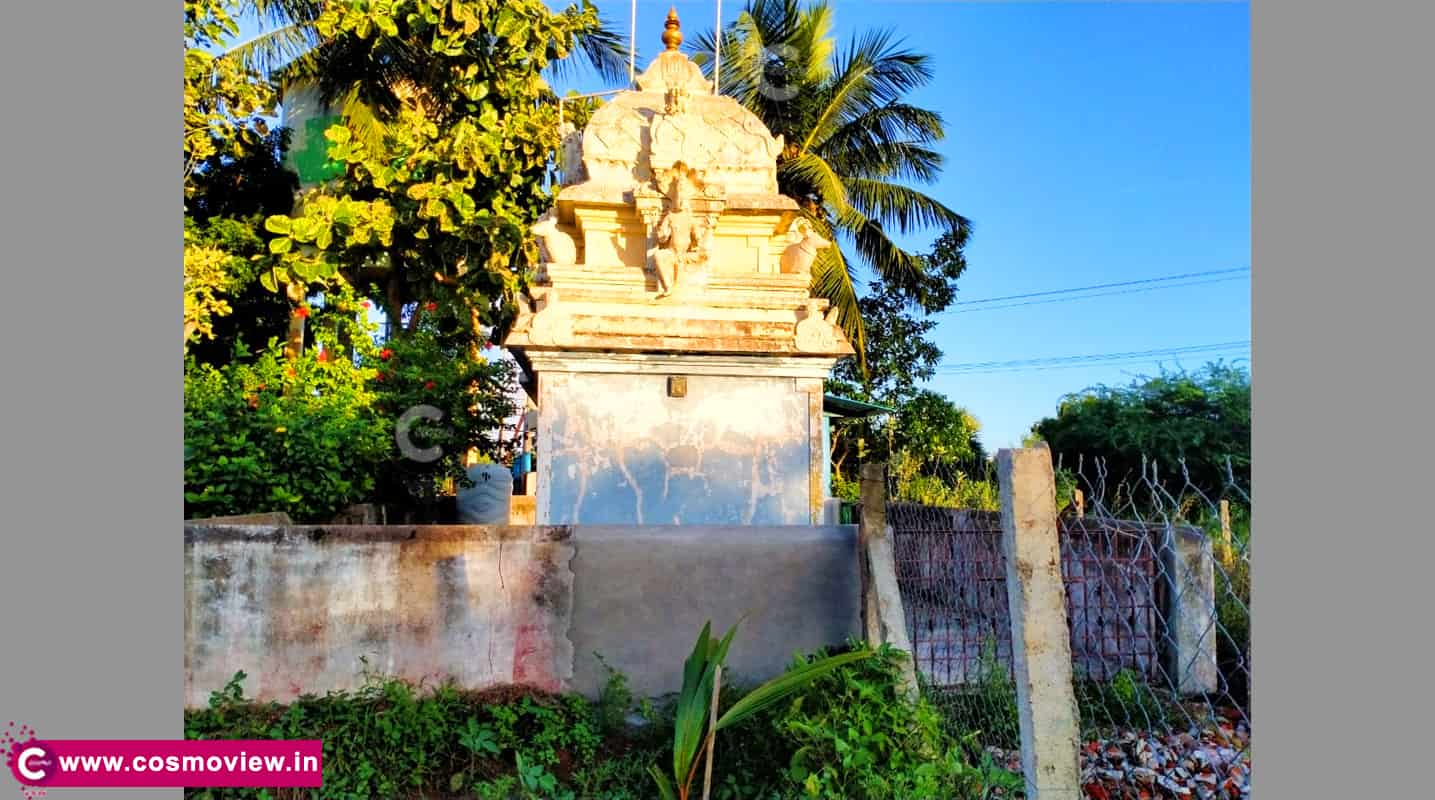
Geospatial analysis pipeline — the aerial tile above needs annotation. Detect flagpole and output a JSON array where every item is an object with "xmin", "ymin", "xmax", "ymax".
[
  {"xmin": 713, "ymin": 0, "xmax": 722, "ymax": 94},
  {"xmin": 629, "ymin": 0, "xmax": 638, "ymax": 84}
]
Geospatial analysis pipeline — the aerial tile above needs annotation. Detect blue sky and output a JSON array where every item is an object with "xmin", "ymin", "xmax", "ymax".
[
  {"xmin": 568, "ymin": 1, "xmax": 1251, "ymax": 450},
  {"xmin": 238, "ymin": 1, "xmax": 1250, "ymax": 451}
]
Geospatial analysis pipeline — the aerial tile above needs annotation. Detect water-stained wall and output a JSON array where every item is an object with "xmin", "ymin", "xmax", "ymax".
[
  {"xmin": 184, "ymin": 522, "xmax": 861, "ymax": 707},
  {"xmin": 538, "ymin": 372, "xmax": 813, "ymax": 525},
  {"xmin": 184, "ymin": 525, "xmax": 575, "ymax": 707}
]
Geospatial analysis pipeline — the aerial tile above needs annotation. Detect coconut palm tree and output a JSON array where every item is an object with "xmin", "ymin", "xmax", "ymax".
[{"xmin": 690, "ymin": 0, "xmax": 970, "ymax": 366}]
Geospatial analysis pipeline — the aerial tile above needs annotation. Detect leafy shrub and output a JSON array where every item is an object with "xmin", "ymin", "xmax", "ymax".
[
  {"xmin": 363, "ymin": 305, "xmax": 519, "ymax": 510},
  {"xmin": 770, "ymin": 643, "xmax": 1023, "ymax": 800},
  {"xmin": 183, "ymin": 342, "xmax": 390, "ymax": 522},
  {"xmin": 184, "ymin": 285, "xmax": 520, "ymax": 522},
  {"xmin": 1215, "ymin": 551, "xmax": 1250, "ymax": 709},
  {"xmin": 184, "ymin": 671, "xmax": 629, "ymax": 799},
  {"xmin": 184, "ymin": 644, "xmax": 1019, "ymax": 800}
]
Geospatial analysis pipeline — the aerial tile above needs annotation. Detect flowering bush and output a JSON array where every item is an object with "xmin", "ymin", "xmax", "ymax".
[
  {"xmin": 184, "ymin": 286, "xmax": 520, "ymax": 521},
  {"xmin": 184, "ymin": 343, "xmax": 390, "ymax": 522},
  {"xmin": 363, "ymin": 299, "xmax": 519, "ymax": 508}
]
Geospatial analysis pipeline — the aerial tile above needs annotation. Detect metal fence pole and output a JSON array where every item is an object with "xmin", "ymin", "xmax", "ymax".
[{"xmin": 998, "ymin": 445, "xmax": 1081, "ymax": 800}]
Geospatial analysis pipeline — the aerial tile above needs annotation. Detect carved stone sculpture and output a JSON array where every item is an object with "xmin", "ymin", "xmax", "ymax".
[
  {"xmin": 525, "ymin": 287, "xmax": 571, "ymax": 346},
  {"xmin": 532, "ymin": 210, "xmax": 576, "ymax": 266},
  {"xmin": 557, "ymin": 121, "xmax": 585, "ymax": 186},
  {"xmin": 794, "ymin": 298, "xmax": 845, "ymax": 353},
  {"xmin": 780, "ymin": 219, "xmax": 833, "ymax": 278},
  {"xmin": 649, "ymin": 170, "xmax": 706, "ymax": 297}
]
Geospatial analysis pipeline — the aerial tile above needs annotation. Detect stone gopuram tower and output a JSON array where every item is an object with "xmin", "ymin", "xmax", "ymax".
[{"xmin": 505, "ymin": 9, "xmax": 854, "ymax": 526}]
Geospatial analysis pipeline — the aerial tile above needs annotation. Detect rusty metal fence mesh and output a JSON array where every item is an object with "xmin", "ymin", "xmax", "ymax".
[{"xmin": 888, "ymin": 455, "xmax": 1251, "ymax": 798}]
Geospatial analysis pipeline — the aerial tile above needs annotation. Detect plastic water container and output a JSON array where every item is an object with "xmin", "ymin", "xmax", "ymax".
[{"xmin": 455, "ymin": 463, "xmax": 513, "ymax": 524}]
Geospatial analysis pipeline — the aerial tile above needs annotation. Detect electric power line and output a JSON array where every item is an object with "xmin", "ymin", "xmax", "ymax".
[
  {"xmin": 936, "ymin": 348, "xmax": 1251, "ymax": 376},
  {"xmin": 944, "ymin": 275, "xmax": 1247, "ymax": 314},
  {"xmin": 939, "ymin": 267, "xmax": 1250, "ymax": 313},
  {"xmin": 936, "ymin": 340, "xmax": 1251, "ymax": 375}
]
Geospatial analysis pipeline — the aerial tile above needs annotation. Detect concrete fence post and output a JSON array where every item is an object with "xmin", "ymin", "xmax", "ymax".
[
  {"xmin": 858, "ymin": 463, "xmax": 887, "ymax": 643},
  {"xmin": 998, "ymin": 445, "xmax": 1081, "ymax": 800},
  {"xmin": 1162, "ymin": 525, "xmax": 1219, "ymax": 696},
  {"xmin": 857, "ymin": 463, "xmax": 919, "ymax": 699}
]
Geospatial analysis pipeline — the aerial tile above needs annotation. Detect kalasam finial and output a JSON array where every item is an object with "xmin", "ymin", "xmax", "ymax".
[{"xmin": 662, "ymin": 7, "xmax": 682, "ymax": 51}]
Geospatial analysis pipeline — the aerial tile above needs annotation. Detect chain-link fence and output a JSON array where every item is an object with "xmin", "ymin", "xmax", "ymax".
[{"xmin": 887, "ymin": 454, "xmax": 1251, "ymax": 798}]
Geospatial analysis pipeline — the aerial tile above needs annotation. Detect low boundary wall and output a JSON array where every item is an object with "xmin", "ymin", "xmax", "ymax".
[{"xmin": 184, "ymin": 523, "xmax": 860, "ymax": 707}]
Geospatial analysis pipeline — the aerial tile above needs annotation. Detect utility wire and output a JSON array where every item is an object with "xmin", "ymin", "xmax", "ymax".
[
  {"xmin": 944, "ymin": 275, "xmax": 1247, "ymax": 314},
  {"xmin": 937, "ymin": 340, "xmax": 1251, "ymax": 374},
  {"xmin": 940, "ymin": 267, "xmax": 1249, "ymax": 312},
  {"xmin": 937, "ymin": 348, "xmax": 1251, "ymax": 376}
]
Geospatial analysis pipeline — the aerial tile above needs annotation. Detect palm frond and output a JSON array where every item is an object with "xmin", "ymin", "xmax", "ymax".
[
  {"xmin": 778, "ymin": 151, "xmax": 850, "ymax": 212},
  {"xmin": 809, "ymin": 238, "xmax": 868, "ymax": 377},
  {"xmin": 837, "ymin": 28, "xmax": 934, "ymax": 107},
  {"xmin": 222, "ymin": 22, "xmax": 319, "ymax": 77},
  {"xmin": 799, "ymin": 29, "xmax": 934, "ymax": 153},
  {"xmin": 244, "ymin": 0, "xmax": 321, "ymax": 28},
  {"xmin": 828, "ymin": 139, "xmax": 944, "ymax": 184},
  {"xmin": 818, "ymin": 103, "xmax": 945, "ymax": 177},
  {"xmin": 547, "ymin": 7, "xmax": 632, "ymax": 86},
  {"xmin": 336, "ymin": 85, "xmax": 389, "ymax": 157},
  {"xmin": 843, "ymin": 178, "xmax": 970, "ymax": 236},
  {"xmin": 715, "ymin": 648, "xmax": 872, "ymax": 730},
  {"xmin": 846, "ymin": 213, "xmax": 928, "ymax": 290}
]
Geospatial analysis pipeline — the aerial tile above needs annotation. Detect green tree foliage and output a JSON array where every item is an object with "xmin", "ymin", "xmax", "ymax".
[
  {"xmin": 224, "ymin": 1, "xmax": 629, "ymax": 151},
  {"xmin": 187, "ymin": 128, "xmax": 300, "ymax": 224},
  {"xmin": 184, "ymin": 213, "xmax": 296, "ymax": 367},
  {"xmin": 825, "ymin": 231, "xmax": 990, "ymax": 504},
  {"xmin": 1031, "ymin": 362, "xmax": 1252, "ymax": 505},
  {"xmin": 184, "ymin": 0, "xmax": 287, "ymax": 351},
  {"xmin": 257, "ymin": 0, "xmax": 608, "ymax": 348},
  {"xmin": 184, "ymin": 289, "xmax": 519, "ymax": 521},
  {"xmin": 690, "ymin": 0, "xmax": 971, "ymax": 363},
  {"xmin": 184, "ymin": 0, "xmax": 278, "ymax": 195}
]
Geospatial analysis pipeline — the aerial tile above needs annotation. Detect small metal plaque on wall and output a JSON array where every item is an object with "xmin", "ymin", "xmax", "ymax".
[{"xmin": 667, "ymin": 376, "xmax": 687, "ymax": 398}]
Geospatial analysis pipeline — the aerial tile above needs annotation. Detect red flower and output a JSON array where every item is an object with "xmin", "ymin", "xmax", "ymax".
[
  {"xmin": 424, "ymin": 380, "xmax": 436, "ymax": 390},
  {"xmin": 295, "ymin": 306, "xmax": 310, "ymax": 319},
  {"xmin": 379, "ymin": 348, "xmax": 393, "ymax": 361},
  {"xmin": 256, "ymin": 383, "xmax": 266, "ymax": 391},
  {"xmin": 361, "ymin": 300, "xmax": 372, "ymax": 309},
  {"xmin": 376, "ymin": 372, "xmax": 387, "ymax": 382},
  {"xmin": 317, "ymin": 349, "xmax": 329, "ymax": 362},
  {"xmin": 424, "ymin": 301, "xmax": 438, "ymax": 313}
]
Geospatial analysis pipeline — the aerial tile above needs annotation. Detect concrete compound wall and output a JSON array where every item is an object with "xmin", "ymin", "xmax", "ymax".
[{"xmin": 184, "ymin": 523, "xmax": 860, "ymax": 707}]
